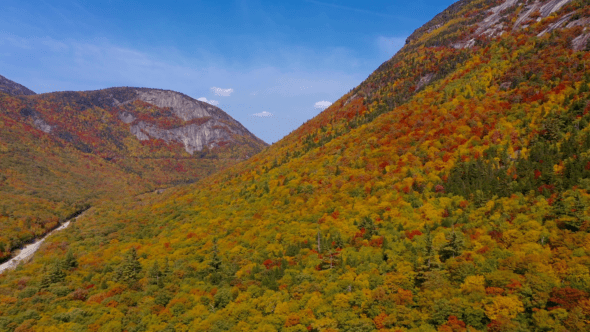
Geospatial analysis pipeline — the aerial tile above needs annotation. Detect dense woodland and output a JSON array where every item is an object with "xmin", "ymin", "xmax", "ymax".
[
  {"xmin": 0, "ymin": 89, "xmax": 266, "ymax": 262},
  {"xmin": 1, "ymin": 0, "xmax": 590, "ymax": 331}
]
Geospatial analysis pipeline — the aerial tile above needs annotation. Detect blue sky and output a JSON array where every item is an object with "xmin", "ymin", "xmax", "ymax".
[{"xmin": 0, "ymin": 0, "xmax": 456, "ymax": 144}]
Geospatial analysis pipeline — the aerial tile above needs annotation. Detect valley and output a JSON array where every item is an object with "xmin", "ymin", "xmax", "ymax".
[
  {"xmin": 0, "ymin": 209, "xmax": 89, "ymax": 274},
  {"xmin": 0, "ymin": 82, "xmax": 267, "ymax": 263}
]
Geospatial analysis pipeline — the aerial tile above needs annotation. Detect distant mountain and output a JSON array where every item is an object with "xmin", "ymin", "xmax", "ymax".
[
  {"xmin": 0, "ymin": 74, "xmax": 36, "ymax": 96},
  {"xmin": 27, "ymin": 87, "xmax": 265, "ymax": 155},
  {"xmin": 0, "ymin": 84, "xmax": 267, "ymax": 260}
]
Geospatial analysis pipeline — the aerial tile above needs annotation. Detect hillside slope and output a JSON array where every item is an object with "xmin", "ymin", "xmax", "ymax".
[
  {"xmin": 1, "ymin": 0, "xmax": 590, "ymax": 331},
  {"xmin": 0, "ymin": 75, "xmax": 36, "ymax": 96},
  {"xmin": 0, "ymin": 86, "xmax": 267, "ymax": 262}
]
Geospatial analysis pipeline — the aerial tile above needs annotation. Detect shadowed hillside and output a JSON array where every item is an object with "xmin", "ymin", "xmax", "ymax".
[{"xmin": 0, "ymin": 75, "xmax": 36, "ymax": 96}]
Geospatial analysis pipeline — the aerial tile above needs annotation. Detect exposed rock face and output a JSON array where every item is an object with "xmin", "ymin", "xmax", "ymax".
[
  {"xmin": 416, "ymin": 73, "xmax": 435, "ymax": 91},
  {"xmin": 32, "ymin": 117, "xmax": 52, "ymax": 133},
  {"xmin": 118, "ymin": 88, "xmax": 258, "ymax": 154},
  {"xmin": 18, "ymin": 107, "xmax": 52, "ymax": 133},
  {"xmin": 441, "ymin": 0, "xmax": 579, "ymax": 49},
  {"xmin": 30, "ymin": 86, "xmax": 266, "ymax": 155},
  {"xmin": 135, "ymin": 89, "xmax": 217, "ymax": 121},
  {"xmin": 572, "ymin": 31, "xmax": 590, "ymax": 51},
  {"xmin": 131, "ymin": 118, "xmax": 237, "ymax": 154},
  {"xmin": 0, "ymin": 75, "xmax": 36, "ymax": 96},
  {"xmin": 118, "ymin": 111, "xmax": 136, "ymax": 124},
  {"xmin": 474, "ymin": 0, "xmax": 519, "ymax": 38},
  {"xmin": 406, "ymin": 0, "xmax": 590, "ymax": 50},
  {"xmin": 513, "ymin": 0, "xmax": 572, "ymax": 30}
]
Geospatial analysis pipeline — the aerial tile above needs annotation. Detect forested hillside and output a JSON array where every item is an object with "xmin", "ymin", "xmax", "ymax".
[
  {"xmin": 1, "ymin": 0, "xmax": 590, "ymax": 331},
  {"xmin": 0, "ymin": 86, "xmax": 266, "ymax": 262}
]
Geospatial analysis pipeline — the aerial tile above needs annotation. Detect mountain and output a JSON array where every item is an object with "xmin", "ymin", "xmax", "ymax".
[
  {"xmin": 2, "ymin": 0, "xmax": 590, "ymax": 331},
  {"xmin": 0, "ymin": 85, "xmax": 267, "ymax": 262},
  {"xmin": 0, "ymin": 75, "xmax": 36, "ymax": 96},
  {"xmin": 25, "ymin": 87, "xmax": 265, "ymax": 156}
]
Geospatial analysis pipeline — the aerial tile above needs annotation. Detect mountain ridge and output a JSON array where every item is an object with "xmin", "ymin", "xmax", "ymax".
[
  {"xmin": 26, "ymin": 86, "xmax": 265, "ymax": 154},
  {"xmin": 0, "ymin": 74, "xmax": 36, "ymax": 96}
]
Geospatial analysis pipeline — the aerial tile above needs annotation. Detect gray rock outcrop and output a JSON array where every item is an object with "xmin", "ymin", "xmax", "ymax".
[
  {"xmin": 131, "ymin": 118, "xmax": 236, "ymax": 154},
  {"xmin": 117, "ymin": 88, "xmax": 258, "ymax": 154}
]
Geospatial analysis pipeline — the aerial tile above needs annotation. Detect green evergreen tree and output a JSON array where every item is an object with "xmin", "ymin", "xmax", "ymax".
[
  {"xmin": 439, "ymin": 229, "xmax": 463, "ymax": 262},
  {"xmin": 163, "ymin": 257, "xmax": 171, "ymax": 277},
  {"xmin": 358, "ymin": 216, "xmax": 378, "ymax": 240},
  {"xmin": 39, "ymin": 264, "xmax": 52, "ymax": 289},
  {"xmin": 40, "ymin": 275, "xmax": 52, "ymax": 289},
  {"xmin": 148, "ymin": 261, "xmax": 162, "ymax": 286},
  {"xmin": 209, "ymin": 239, "xmax": 222, "ymax": 270},
  {"xmin": 117, "ymin": 248, "xmax": 142, "ymax": 283},
  {"xmin": 51, "ymin": 261, "xmax": 66, "ymax": 283},
  {"xmin": 415, "ymin": 226, "xmax": 443, "ymax": 286},
  {"xmin": 100, "ymin": 279, "xmax": 108, "ymax": 290},
  {"xmin": 423, "ymin": 226, "xmax": 436, "ymax": 269},
  {"xmin": 41, "ymin": 261, "xmax": 66, "ymax": 287},
  {"xmin": 62, "ymin": 249, "xmax": 78, "ymax": 270},
  {"xmin": 208, "ymin": 239, "xmax": 224, "ymax": 284}
]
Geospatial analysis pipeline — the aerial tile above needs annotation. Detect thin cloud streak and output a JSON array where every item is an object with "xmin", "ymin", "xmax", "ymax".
[
  {"xmin": 304, "ymin": 0, "xmax": 413, "ymax": 20},
  {"xmin": 252, "ymin": 111, "xmax": 273, "ymax": 117},
  {"xmin": 211, "ymin": 87, "xmax": 234, "ymax": 96}
]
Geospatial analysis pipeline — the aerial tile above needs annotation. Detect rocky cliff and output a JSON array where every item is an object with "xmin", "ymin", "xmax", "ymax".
[
  {"xmin": 130, "ymin": 88, "xmax": 258, "ymax": 154},
  {"xmin": 28, "ymin": 87, "xmax": 265, "ymax": 155},
  {"xmin": 406, "ymin": 0, "xmax": 585, "ymax": 50}
]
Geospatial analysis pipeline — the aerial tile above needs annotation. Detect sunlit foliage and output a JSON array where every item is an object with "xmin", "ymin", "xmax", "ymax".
[{"xmin": 2, "ymin": 0, "xmax": 590, "ymax": 331}]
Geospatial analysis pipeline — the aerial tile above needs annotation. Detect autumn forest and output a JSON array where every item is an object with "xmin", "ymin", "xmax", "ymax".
[{"xmin": 1, "ymin": 0, "xmax": 590, "ymax": 331}]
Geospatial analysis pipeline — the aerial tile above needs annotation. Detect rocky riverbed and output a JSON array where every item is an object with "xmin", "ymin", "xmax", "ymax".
[{"xmin": 0, "ymin": 212, "xmax": 85, "ymax": 274}]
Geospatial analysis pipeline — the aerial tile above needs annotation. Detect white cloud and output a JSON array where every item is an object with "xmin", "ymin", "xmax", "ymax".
[
  {"xmin": 197, "ymin": 97, "xmax": 219, "ymax": 106},
  {"xmin": 252, "ymin": 111, "xmax": 273, "ymax": 117},
  {"xmin": 314, "ymin": 100, "xmax": 332, "ymax": 109},
  {"xmin": 211, "ymin": 86, "xmax": 234, "ymax": 96}
]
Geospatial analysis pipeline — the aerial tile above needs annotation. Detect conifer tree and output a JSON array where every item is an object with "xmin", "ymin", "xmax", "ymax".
[
  {"xmin": 41, "ymin": 261, "xmax": 66, "ymax": 288},
  {"xmin": 148, "ymin": 261, "xmax": 162, "ymax": 286},
  {"xmin": 358, "ymin": 216, "xmax": 378, "ymax": 240},
  {"xmin": 50, "ymin": 261, "xmax": 66, "ymax": 283},
  {"xmin": 39, "ymin": 264, "xmax": 51, "ymax": 289},
  {"xmin": 439, "ymin": 228, "xmax": 463, "ymax": 262},
  {"xmin": 423, "ymin": 226, "xmax": 436, "ymax": 269},
  {"xmin": 209, "ymin": 239, "xmax": 222, "ymax": 271},
  {"xmin": 208, "ymin": 239, "xmax": 223, "ymax": 284},
  {"xmin": 117, "ymin": 248, "xmax": 142, "ymax": 283},
  {"xmin": 415, "ymin": 226, "xmax": 444, "ymax": 285},
  {"xmin": 62, "ymin": 249, "xmax": 78, "ymax": 270},
  {"xmin": 163, "ymin": 257, "xmax": 171, "ymax": 277}
]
